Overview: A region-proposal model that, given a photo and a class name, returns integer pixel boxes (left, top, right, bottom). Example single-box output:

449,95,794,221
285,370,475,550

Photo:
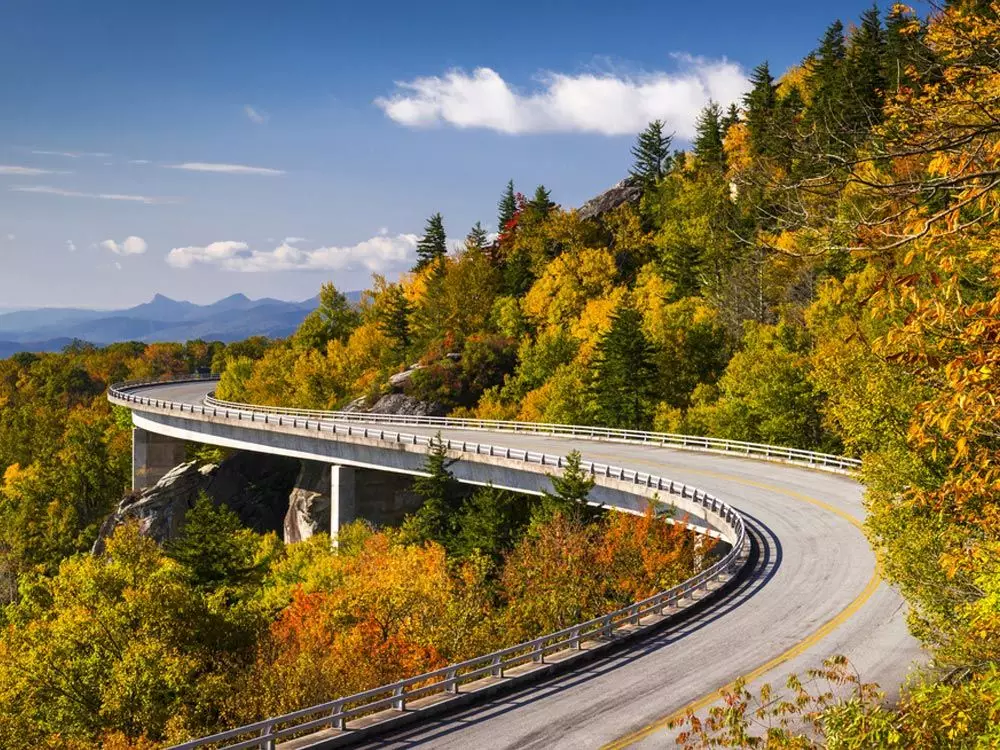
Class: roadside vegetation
0,0,998,746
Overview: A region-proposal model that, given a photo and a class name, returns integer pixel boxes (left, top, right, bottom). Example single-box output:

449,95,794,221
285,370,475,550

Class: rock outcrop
284,460,332,543
576,177,643,222
94,451,299,552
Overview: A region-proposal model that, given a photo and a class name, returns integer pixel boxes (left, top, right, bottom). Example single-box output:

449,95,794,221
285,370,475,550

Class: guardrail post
532,644,545,664
603,614,613,637
393,685,406,711
570,627,582,649
331,701,346,730
260,724,275,750
445,668,459,694
491,655,503,677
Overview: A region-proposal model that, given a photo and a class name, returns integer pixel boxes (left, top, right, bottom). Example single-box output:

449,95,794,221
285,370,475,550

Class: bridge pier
330,464,356,547
132,427,186,490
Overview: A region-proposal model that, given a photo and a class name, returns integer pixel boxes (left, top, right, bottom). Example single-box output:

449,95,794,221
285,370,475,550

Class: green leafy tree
415,212,447,270
166,494,262,592
589,297,659,429
630,120,673,188
294,283,360,350
378,283,412,351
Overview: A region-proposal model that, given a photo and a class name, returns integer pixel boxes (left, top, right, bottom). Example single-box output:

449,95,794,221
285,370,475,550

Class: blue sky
0,0,908,308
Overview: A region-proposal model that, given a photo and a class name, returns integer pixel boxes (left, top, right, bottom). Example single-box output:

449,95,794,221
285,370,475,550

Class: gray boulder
284,461,332,543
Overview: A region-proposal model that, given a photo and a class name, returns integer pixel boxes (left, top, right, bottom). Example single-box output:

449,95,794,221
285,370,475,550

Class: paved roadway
131,382,924,749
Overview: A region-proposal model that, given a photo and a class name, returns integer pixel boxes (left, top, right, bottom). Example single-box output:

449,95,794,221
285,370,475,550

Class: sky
0,0,908,309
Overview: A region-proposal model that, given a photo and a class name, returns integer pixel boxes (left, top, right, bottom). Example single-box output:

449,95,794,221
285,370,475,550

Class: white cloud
165,162,285,176
31,150,110,158
128,159,151,165
6,234,14,241
244,105,268,124
283,236,307,244
66,240,76,252
11,185,175,204
375,57,750,138
114,261,122,271
0,165,70,175
166,233,419,273
101,236,147,255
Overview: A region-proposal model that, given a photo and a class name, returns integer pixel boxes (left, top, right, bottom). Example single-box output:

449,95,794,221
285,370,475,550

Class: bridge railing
108,378,755,748
109,375,860,473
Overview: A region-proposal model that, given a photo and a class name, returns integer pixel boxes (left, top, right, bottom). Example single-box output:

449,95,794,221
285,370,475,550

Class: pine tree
166,494,260,591
407,434,463,546
415,212,447,270
465,221,488,251
694,101,726,171
845,5,887,134
884,5,923,92
497,180,517,234
379,283,411,351
527,185,555,220
662,240,703,299
721,103,741,134
743,62,778,156
630,120,673,188
589,297,659,429
536,450,596,522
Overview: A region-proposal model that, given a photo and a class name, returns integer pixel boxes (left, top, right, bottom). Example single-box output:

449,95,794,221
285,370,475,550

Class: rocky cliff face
284,460,332,543
94,451,299,552
576,177,643,222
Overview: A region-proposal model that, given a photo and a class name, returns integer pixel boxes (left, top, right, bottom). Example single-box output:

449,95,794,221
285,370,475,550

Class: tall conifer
694,102,726,171
497,180,517,234
630,120,673,188
415,212,447,270
589,296,659,429
743,62,778,156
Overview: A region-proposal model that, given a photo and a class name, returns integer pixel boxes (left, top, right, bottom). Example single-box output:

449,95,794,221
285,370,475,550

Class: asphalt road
129,382,924,749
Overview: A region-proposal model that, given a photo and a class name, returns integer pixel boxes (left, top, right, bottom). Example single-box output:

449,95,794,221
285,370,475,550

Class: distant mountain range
0,291,361,358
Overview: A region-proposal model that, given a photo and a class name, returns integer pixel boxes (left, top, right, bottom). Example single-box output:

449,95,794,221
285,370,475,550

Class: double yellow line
602,472,882,750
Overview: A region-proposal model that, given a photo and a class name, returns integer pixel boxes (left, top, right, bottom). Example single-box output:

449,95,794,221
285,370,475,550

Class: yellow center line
601,469,882,750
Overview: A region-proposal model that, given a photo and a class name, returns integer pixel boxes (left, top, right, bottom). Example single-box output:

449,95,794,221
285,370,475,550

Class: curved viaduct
111,379,922,750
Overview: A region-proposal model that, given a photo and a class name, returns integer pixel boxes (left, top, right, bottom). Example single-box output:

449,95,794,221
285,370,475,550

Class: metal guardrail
105,376,850,749
110,375,860,473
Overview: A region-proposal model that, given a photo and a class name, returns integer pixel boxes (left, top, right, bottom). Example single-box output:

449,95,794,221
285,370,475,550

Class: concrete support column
132,427,188,490
330,464,356,548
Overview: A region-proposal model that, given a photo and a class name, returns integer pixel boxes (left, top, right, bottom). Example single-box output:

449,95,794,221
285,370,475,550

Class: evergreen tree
589,297,659,429
845,5,887,133
527,185,555,220
743,62,778,156
809,20,848,119
407,434,463,546
630,120,673,188
694,101,726,171
415,212,447,270
497,180,517,234
884,5,925,92
721,103,741,135
454,486,530,562
465,221,489,251
166,494,260,592
662,240,703,299
536,450,596,522
378,284,411,351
